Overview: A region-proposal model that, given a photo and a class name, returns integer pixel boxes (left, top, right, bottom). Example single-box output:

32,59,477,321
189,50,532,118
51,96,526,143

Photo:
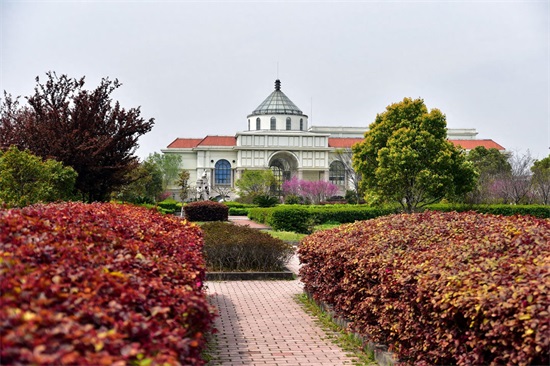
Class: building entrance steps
206,254,359,366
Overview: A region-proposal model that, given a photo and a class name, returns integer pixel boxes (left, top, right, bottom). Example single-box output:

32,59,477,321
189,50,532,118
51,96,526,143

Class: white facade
162,80,504,201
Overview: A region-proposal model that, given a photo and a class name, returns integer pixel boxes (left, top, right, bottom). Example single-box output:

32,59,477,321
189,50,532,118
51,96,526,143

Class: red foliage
299,211,550,366
0,202,215,365
184,201,229,222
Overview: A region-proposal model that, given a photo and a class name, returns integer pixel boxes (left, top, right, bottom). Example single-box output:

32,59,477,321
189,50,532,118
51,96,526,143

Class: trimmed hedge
426,204,550,219
249,204,550,233
184,201,229,222
299,211,550,365
0,202,215,365
201,222,294,272
248,205,396,232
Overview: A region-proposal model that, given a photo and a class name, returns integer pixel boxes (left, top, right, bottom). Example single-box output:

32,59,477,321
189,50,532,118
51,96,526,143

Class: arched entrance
268,151,299,189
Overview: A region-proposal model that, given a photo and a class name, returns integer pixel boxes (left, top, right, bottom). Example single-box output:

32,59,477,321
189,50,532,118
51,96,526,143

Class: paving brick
206,234,358,366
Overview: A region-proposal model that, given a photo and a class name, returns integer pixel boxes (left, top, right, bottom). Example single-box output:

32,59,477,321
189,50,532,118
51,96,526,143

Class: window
256,117,261,130
215,159,231,185
270,117,276,130
248,119,250,130
300,118,303,131
286,117,291,130
329,160,345,186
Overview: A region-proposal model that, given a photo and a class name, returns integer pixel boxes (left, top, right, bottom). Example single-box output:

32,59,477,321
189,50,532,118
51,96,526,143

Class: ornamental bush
0,202,215,365
184,201,229,222
299,211,550,366
202,221,294,272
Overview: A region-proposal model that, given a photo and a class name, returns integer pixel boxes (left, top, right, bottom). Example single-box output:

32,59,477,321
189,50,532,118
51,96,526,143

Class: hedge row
0,202,215,365
299,211,550,365
426,204,550,218
248,205,397,233
184,201,228,222
248,204,550,233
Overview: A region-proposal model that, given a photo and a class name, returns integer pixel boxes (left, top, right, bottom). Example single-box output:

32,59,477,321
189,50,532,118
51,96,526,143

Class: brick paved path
206,255,358,365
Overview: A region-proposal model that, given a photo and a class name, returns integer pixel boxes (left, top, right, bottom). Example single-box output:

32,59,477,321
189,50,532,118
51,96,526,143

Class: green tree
467,146,511,203
114,160,163,204
531,155,550,205
0,146,77,207
146,152,183,190
235,170,277,203
352,97,477,213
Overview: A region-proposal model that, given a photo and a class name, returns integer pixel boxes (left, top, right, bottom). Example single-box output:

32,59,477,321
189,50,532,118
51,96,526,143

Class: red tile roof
167,138,203,148
198,136,236,146
449,139,505,151
328,138,364,148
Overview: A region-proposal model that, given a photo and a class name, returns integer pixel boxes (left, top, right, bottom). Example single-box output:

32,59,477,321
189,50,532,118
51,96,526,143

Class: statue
196,170,210,201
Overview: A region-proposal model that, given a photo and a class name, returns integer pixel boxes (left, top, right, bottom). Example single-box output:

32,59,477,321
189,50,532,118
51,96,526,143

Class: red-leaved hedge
299,211,550,366
184,201,229,222
0,202,215,365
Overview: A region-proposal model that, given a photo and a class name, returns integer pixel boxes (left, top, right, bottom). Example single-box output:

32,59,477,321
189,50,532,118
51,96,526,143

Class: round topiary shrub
184,201,229,221
201,222,294,272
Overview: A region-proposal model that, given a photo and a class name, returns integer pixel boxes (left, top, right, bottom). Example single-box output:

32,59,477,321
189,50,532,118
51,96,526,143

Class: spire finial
275,79,281,91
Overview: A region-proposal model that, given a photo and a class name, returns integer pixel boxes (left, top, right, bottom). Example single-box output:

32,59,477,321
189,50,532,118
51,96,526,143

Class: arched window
256,117,261,130
329,160,346,186
248,119,250,131
270,117,276,130
286,117,291,130
215,159,231,186
300,118,304,131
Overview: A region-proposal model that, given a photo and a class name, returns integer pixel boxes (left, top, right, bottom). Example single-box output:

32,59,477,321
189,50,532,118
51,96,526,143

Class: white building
162,79,504,200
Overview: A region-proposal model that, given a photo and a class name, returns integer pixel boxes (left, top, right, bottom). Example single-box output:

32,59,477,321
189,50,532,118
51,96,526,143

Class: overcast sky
1,0,549,161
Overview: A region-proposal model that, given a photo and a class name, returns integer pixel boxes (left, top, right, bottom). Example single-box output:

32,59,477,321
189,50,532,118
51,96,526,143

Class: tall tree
235,170,277,203
497,150,534,204
0,72,154,201
531,155,550,205
146,152,183,190
113,160,163,204
352,97,477,213
467,146,512,203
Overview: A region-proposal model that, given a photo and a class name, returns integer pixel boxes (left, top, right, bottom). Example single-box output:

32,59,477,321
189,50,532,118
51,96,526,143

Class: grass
265,230,306,242
295,293,377,365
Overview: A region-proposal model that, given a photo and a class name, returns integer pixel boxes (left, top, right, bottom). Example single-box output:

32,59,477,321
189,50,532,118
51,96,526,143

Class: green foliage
114,160,163,204
299,211,550,365
0,146,77,207
235,170,277,203
201,221,294,272
0,202,214,365
146,152,183,190
248,205,397,233
252,194,279,207
157,198,182,214
531,155,550,205
176,169,191,201
270,207,313,234
352,97,477,213
468,146,511,176
228,207,249,216
284,194,302,205
184,201,229,222
426,203,550,218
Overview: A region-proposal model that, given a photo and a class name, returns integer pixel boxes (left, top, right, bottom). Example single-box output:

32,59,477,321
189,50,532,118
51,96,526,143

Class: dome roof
249,80,304,116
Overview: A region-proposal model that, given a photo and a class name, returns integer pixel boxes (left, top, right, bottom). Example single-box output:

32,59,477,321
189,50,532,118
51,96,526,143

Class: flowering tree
282,177,338,204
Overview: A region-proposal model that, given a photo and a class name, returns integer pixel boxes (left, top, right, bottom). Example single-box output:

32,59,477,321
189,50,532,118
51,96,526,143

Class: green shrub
252,194,279,207
157,198,181,213
201,222,294,271
426,203,550,218
270,206,312,234
184,201,229,222
228,207,249,216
